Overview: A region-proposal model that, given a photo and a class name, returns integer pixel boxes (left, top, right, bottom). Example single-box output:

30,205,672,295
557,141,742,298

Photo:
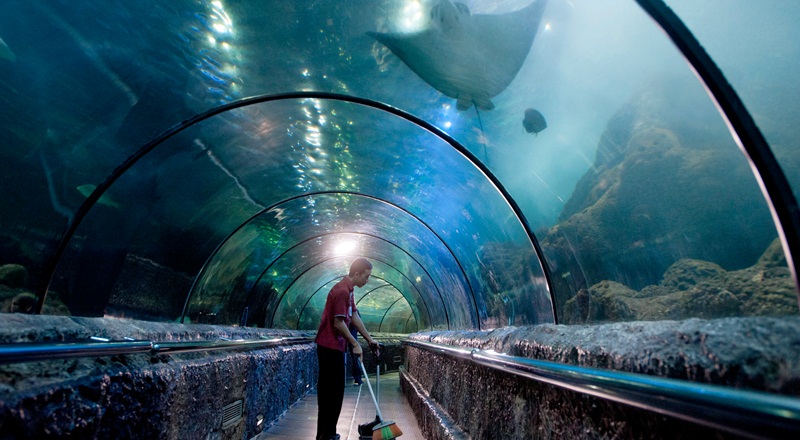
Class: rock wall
562,238,797,324
0,315,317,440
402,316,800,439
540,77,782,315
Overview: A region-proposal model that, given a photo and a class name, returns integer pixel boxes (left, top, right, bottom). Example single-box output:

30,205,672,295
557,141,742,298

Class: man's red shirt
315,276,358,352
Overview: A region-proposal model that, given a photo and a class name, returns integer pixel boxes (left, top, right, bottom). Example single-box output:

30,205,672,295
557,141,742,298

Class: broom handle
359,358,383,420
376,362,380,405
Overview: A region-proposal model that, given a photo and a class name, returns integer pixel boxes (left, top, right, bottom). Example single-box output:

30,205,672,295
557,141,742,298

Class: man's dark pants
317,345,345,440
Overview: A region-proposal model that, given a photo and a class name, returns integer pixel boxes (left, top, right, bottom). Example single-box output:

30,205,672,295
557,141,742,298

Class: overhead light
334,240,357,256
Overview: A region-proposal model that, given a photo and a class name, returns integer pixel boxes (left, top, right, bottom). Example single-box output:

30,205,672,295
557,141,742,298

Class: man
315,258,379,440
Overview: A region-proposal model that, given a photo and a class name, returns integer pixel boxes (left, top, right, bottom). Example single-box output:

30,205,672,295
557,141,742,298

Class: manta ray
368,0,547,111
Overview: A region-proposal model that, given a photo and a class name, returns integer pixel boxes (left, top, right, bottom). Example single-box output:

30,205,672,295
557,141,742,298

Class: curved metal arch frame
327,283,418,333
293,278,401,330
250,232,444,306
378,295,411,333
294,279,389,330
183,191,460,326
354,284,394,306
289,272,420,331
291,277,345,329
635,0,800,299
38,92,557,326
343,276,417,332
286,260,427,330
270,256,430,330
243,230,448,326
405,312,416,332
296,280,418,333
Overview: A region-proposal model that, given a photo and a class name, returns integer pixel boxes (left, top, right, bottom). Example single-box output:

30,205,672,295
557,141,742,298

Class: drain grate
222,399,244,429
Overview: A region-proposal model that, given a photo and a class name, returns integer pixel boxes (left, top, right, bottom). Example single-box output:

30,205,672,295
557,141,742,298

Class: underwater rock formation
0,264,27,288
563,238,796,323
0,263,71,316
541,77,781,315
104,255,193,320
478,241,553,326
0,264,35,314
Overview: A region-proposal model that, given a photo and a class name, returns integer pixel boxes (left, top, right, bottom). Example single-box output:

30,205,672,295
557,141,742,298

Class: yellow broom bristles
372,421,403,440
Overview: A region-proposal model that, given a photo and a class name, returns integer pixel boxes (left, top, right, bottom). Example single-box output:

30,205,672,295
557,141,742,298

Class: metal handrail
405,339,800,440
0,336,312,365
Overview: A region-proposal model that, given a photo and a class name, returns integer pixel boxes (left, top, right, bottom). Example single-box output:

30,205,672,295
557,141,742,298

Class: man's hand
368,340,380,356
352,343,363,358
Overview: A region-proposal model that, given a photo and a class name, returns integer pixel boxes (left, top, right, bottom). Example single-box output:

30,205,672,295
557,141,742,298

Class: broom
359,358,403,440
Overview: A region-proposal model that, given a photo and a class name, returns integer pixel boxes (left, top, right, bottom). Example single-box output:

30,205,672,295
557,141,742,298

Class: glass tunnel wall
1,0,799,333
45,97,552,330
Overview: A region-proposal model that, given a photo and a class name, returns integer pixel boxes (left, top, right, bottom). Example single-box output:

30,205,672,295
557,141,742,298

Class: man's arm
351,312,379,354
333,316,362,357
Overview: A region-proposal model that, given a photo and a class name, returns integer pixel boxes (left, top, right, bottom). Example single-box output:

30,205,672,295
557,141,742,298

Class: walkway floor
254,371,424,440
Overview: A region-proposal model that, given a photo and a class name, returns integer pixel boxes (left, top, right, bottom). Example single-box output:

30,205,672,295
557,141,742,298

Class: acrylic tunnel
1,1,800,439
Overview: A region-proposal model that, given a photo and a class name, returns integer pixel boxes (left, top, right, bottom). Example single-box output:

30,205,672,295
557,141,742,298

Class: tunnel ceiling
1,0,799,331
47,95,552,330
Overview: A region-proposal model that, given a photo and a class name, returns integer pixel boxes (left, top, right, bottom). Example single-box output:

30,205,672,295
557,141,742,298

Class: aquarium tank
0,0,798,337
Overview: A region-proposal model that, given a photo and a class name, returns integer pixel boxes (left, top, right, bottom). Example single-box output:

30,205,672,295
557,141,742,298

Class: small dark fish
523,108,547,135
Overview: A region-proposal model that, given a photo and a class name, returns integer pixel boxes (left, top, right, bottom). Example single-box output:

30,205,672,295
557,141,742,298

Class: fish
523,108,547,135
368,0,547,111
0,37,16,62
76,184,121,209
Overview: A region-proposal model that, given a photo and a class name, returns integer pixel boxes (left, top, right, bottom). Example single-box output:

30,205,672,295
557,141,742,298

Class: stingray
368,0,547,111
523,108,547,135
